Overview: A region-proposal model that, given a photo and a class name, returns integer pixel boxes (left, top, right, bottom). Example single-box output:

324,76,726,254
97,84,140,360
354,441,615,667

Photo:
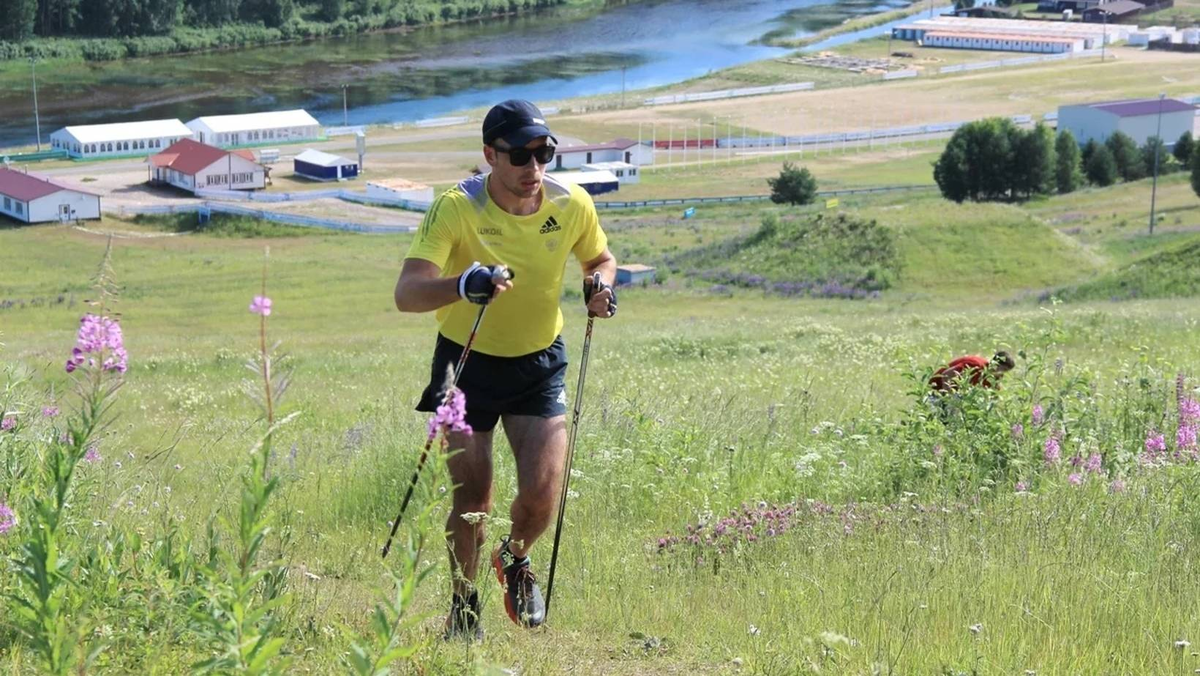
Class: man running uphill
393,100,617,640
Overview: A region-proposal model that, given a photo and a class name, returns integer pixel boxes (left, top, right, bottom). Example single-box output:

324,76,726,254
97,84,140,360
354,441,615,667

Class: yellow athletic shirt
404,173,608,357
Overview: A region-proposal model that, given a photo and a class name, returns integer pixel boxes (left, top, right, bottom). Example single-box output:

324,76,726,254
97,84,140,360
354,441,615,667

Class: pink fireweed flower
1015,481,1029,493
0,416,13,432
1011,424,1024,439
427,387,472,440
1043,436,1061,465
249,295,272,316
1109,479,1126,493
42,406,59,417
932,445,943,458
65,314,127,374
84,445,101,463
1085,453,1103,474
0,503,15,535
1181,399,1200,425
1068,473,1083,486
1032,405,1045,426
1145,432,1167,454
1177,424,1197,451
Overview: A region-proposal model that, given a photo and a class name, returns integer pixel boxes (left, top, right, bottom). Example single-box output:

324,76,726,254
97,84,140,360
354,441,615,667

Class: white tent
49,119,193,159
186,110,321,148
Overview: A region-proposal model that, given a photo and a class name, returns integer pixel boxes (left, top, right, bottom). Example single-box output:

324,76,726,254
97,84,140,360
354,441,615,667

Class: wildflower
0,502,15,535
42,406,59,417
84,445,101,463
1084,453,1102,474
1011,424,1024,440
460,512,488,525
1181,399,1200,425
249,295,272,316
0,416,13,432
1032,405,1044,425
968,623,983,635
1177,425,1197,451
1109,479,1126,494
748,625,760,636
1068,473,1083,486
1015,481,1029,493
932,445,943,458
65,314,127,374
1145,432,1167,454
427,387,472,439
1174,639,1190,650
1069,455,1082,468
1043,436,1060,465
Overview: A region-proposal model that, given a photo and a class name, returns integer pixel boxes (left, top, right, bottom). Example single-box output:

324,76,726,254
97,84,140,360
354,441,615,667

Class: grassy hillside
1051,238,1200,302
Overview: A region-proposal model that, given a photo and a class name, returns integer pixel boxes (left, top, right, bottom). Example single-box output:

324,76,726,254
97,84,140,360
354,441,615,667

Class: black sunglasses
493,144,556,167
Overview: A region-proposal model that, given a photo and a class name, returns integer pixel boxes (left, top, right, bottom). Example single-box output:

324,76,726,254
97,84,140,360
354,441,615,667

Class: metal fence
593,184,936,210
882,69,918,80
324,125,366,137
194,187,430,211
642,82,815,107
939,48,1103,75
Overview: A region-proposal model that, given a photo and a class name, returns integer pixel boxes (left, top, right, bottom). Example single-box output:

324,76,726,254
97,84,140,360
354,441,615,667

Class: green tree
185,0,242,26
1085,144,1118,187
768,162,818,205
319,0,344,20
934,117,1021,202
36,0,82,36
1192,144,1200,199
240,0,293,26
1141,136,1169,178
1105,131,1143,181
0,0,38,40
1174,131,1195,166
1014,123,1055,198
1054,130,1083,194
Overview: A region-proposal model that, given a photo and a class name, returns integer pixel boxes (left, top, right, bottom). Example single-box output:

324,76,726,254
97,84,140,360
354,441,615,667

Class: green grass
1052,237,1200,302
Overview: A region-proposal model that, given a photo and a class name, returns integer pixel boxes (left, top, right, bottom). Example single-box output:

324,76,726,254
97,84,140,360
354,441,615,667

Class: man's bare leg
501,414,567,558
445,428,493,596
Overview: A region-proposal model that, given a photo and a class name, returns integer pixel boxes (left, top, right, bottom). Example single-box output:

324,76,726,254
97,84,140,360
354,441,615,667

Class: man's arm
394,258,513,313
580,248,617,318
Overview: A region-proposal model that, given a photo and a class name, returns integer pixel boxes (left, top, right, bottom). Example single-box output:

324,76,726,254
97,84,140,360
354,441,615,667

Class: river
0,0,913,147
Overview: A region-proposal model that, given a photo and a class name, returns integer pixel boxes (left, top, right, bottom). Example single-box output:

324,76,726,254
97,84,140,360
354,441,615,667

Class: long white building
186,110,321,148
49,119,194,159
892,16,1132,52
0,167,100,223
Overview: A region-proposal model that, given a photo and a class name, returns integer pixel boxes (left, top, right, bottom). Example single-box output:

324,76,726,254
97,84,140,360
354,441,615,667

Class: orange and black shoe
443,590,483,642
491,535,546,628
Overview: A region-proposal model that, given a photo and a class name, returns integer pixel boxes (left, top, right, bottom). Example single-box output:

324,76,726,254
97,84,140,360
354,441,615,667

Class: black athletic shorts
415,333,569,433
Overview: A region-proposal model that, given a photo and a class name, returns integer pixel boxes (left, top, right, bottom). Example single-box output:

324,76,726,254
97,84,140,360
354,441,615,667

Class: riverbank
764,0,934,49
0,0,610,65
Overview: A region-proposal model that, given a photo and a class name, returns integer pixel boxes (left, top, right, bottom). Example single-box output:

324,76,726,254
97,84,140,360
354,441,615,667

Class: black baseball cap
482,100,557,148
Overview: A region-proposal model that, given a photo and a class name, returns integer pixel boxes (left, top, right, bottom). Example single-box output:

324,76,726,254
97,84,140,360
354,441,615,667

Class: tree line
934,117,1200,203
0,0,562,44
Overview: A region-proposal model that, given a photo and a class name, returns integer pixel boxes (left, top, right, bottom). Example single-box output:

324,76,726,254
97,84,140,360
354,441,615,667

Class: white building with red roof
551,138,653,171
149,139,265,193
0,167,100,223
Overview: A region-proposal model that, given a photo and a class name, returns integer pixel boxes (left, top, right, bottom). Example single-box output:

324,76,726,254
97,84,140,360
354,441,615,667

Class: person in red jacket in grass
930,351,1016,393
926,351,1016,419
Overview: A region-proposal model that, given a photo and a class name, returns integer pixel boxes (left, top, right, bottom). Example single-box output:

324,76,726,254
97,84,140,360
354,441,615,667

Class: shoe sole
491,548,523,627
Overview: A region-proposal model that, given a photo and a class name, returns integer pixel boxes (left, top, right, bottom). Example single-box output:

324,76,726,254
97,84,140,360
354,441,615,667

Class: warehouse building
149,139,265,193
293,149,358,181
1057,98,1198,146
1082,0,1146,22
0,167,100,223
49,119,194,159
922,31,1085,53
892,16,1131,51
185,110,321,148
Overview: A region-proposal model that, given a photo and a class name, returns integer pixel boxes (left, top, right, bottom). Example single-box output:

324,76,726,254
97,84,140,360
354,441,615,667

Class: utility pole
30,58,42,152
712,116,717,163
1149,93,1165,235
1100,10,1107,62
342,84,349,126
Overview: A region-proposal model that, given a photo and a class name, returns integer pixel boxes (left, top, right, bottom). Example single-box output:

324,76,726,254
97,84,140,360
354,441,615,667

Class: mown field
2,165,1200,674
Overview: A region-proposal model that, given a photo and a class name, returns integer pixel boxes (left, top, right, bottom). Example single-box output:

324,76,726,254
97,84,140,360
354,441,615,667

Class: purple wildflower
1181,399,1200,425
84,445,101,463
1011,423,1024,440
1044,436,1061,465
1015,481,1029,493
1145,432,1167,454
65,314,127,374
42,406,59,418
1032,405,1045,426
1068,473,1083,486
932,445,943,458
1069,454,1083,468
249,295,272,316
0,416,13,432
427,387,472,440
1084,453,1102,474
1177,425,1197,451
1109,479,1126,494
0,503,15,535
